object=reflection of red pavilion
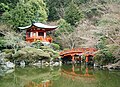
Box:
[24,80,52,87]
[18,23,57,43]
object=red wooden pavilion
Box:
[18,23,57,43]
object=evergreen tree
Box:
[1,0,48,27]
[55,19,73,36]
[64,2,84,26]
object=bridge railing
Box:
[60,48,97,56]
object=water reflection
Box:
[61,65,95,81]
[0,65,120,87]
[24,80,52,87]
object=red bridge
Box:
[60,48,97,64]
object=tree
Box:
[1,0,48,27]
[94,49,114,65]
[55,19,73,36]
[45,0,89,21]
[0,0,19,15]
[0,3,9,15]
[46,0,66,21]
[64,2,84,26]
[54,19,84,49]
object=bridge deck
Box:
[60,48,97,56]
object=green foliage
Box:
[64,2,84,26]
[4,33,20,47]
[85,6,103,18]
[74,0,89,4]
[0,37,5,48]
[40,46,60,59]
[45,0,89,21]
[1,0,48,27]
[47,6,60,21]
[13,47,50,62]
[107,44,120,62]
[46,0,61,21]
[3,49,14,54]
[94,49,114,65]
[96,36,107,50]
[32,40,43,49]
[96,42,106,50]
[51,43,60,50]
[55,19,73,36]
[0,0,18,9]
[0,3,9,12]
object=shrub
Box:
[51,43,60,50]
[32,40,43,49]
[3,49,14,54]
[94,49,114,65]
[13,47,50,63]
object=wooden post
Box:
[72,65,75,72]
[33,32,36,42]
[26,32,28,38]
[79,55,81,64]
[72,55,75,64]
[36,32,38,37]
[30,32,32,37]
[44,32,46,39]
[85,67,89,76]
[86,56,89,65]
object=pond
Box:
[0,65,120,87]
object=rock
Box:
[104,61,120,70]
[52,62,59,66]
[45,62,49,66]
[20,60,25,67]
[1,65,9,71]
[0,68,5,76]
[59,61,62,66]
[33,61,42,66]
[42,42,50,46]
[0,58,5,65]
[49,61,54,66]
[5,69,14,74]
[5,61,15,69]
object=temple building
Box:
[18,23,57,44]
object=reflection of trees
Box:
[14,66,60,87]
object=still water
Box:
[0,65,120,87]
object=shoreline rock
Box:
[103,61,120,70]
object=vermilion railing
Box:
[26,36,52,43]
[60,48,97,56]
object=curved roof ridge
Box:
[33,23,57,29]
[18,22,57,30]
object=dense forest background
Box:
[0,0,120,65]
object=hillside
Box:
[0,0,120,65]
